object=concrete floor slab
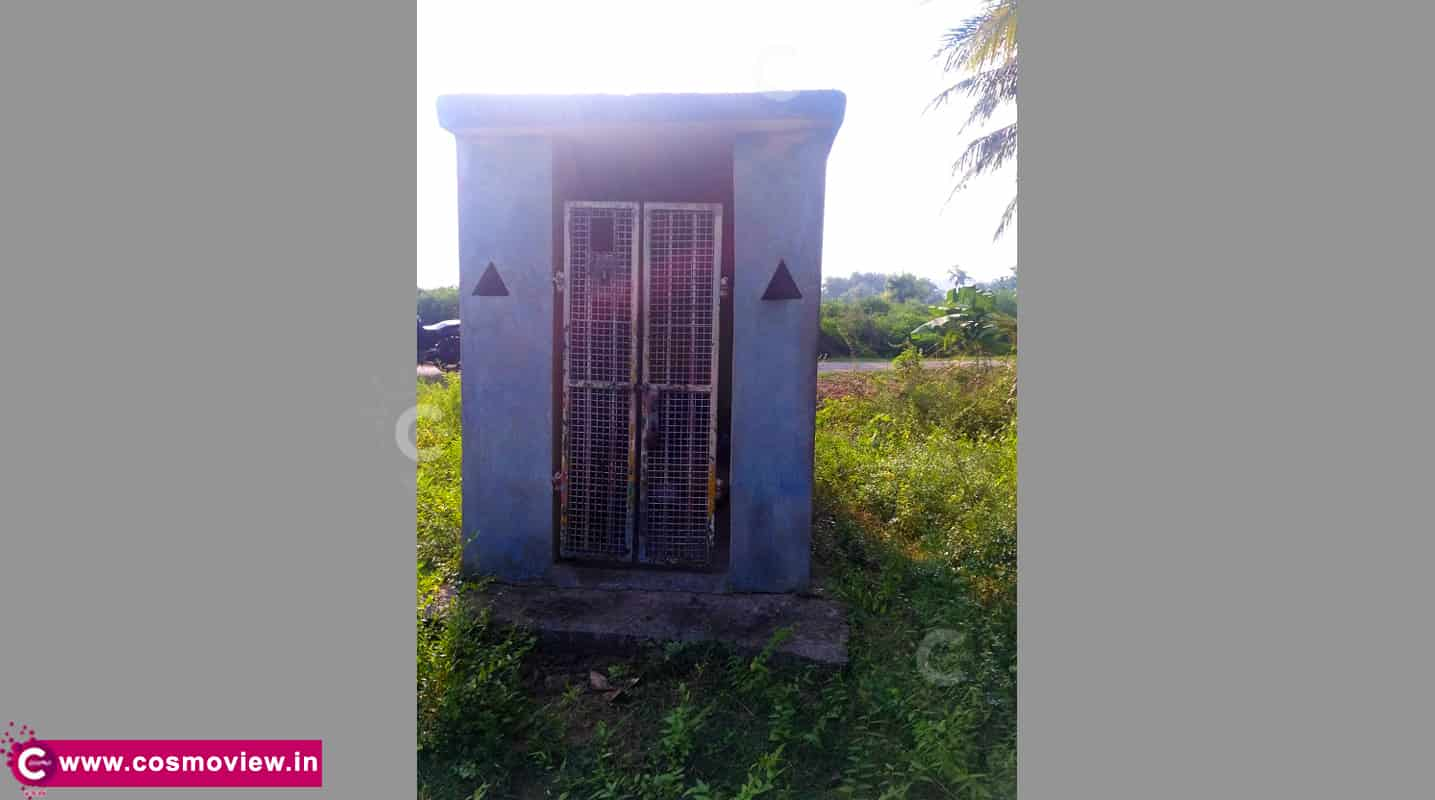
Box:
[482,584,849,666]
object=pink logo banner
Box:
[6,738,322,789]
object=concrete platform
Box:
[482,584,849,666]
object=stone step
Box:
[481,583,849,666]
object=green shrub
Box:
[814,362,1015,606]
[414,361,1018,799]
[416,376,545,798]
[418,286,461,324]
[811,360,1017,798]
[416,376,463,582]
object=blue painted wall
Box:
[455,135,555,581]
[727,128,838,592]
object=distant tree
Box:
[823,272,899,301]
[833,272,890,301]
[884,273,940,303]
[818,289,946,358]
[977,265,1016,316]
[976,264,1016,292]
[988,287,1017,317]
[822,274,853,299]
[859,295,892,315]
[417,286,460,324]
[827,301,878,356]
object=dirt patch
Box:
[817,372,884,402]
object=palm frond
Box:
[928,57,1018,129]
[933,0,1019,240]
[949,122,1017,190]
[934,16,989,68]
[959,58,1018,131]
[933,0,1017,73]
[993,192,1018,241]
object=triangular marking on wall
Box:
[473,261,509,296]
[761,259,802,300]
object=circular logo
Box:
[396,403,446,463]
[915,628,967,687]
[11,741,57,786]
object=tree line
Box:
[418,268,1015,359]
[819,270,1015,358]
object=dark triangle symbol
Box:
[761,259,802,300]
[473,261,509,296]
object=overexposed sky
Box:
[417,0,1016,290]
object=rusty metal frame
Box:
[559,200,641,562]
[637,202,723,567]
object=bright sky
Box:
[417,0,1017,290]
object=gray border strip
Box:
[1022,1,1435,797]
[1,3,415,798]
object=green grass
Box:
[416,350,1017,799]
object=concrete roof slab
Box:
[437,90,846,136]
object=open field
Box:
[416,354,1017,799]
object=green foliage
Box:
[816,363,1017,604]
[820,297,946,359]
[418,274,1013,360]
[978,271,1016,294]
[416,376,463,581]
[814,365,1016,799]
[822,271,884,301]
[416,588,536,781]
[417,376,550,799]
[883,273,940,304]
[915,286,1017,357]
[815,274,1016,359]
[659,684,713,766]
[416,364,1016,799]
[418,286,461,324]
[823,271,943,304]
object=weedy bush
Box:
[812,355,1017,798]
[416,587,536,786]
[416,377,550,798]
[416,376,464,583]
[817,353,1016,606]
[415,358,1017,799]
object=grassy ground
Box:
[417,349,1017,800]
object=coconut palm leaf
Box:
[934,0,1017,73]
[949,122,1017,196]
[929,57,1018,132]
[933,0,1019,239]
[994,192,1018,241]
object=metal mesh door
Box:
[560,202,639,561]
[639,204,722,566]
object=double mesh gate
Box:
[560,201,722,568]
